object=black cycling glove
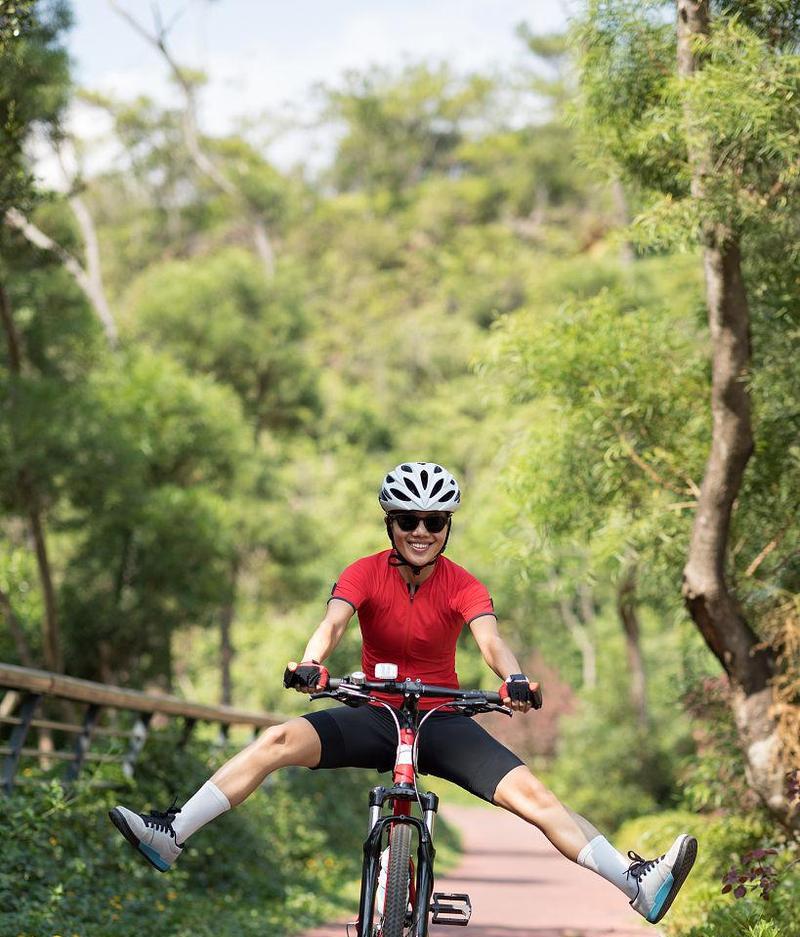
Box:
[500,674,543,709]
[283,660,330,691]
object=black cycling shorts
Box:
[302,704,524,803]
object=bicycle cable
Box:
[412,700,462,815]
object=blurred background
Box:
[1,2,798,936]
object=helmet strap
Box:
[385,516,453,576]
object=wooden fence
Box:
[0,662,282,793]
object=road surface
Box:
[301,805,654,937]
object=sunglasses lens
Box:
[393,513,448,533]
[394,514,419,531]
[423,516,447,533]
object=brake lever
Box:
[451,701,512,718]
[311,688,372,707]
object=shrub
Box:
[0,728,377,937]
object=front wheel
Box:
[381,822,412,937]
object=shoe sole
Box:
[650,835,697,924]
[108,808,171,873]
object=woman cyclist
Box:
[110,461,696,925]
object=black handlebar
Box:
[323,676,504,706]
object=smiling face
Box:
[390,512,451,568]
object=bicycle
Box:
[305,664,513,937]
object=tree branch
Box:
[4,207,118,347]
[108,0,276,276]
[615,427,696,496]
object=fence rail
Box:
[0,662,282,793]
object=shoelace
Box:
[143,796,181,834]
[626,849,664,882]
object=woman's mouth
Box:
[408,541,432,554]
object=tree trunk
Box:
[220,560,239,706]
[676,0,794,828]
[549,571,597,691]
[22,483,61,672]
[616,564,648,729]
[0,586,34,666]
[611,179,634,266]
[0,284,62,673]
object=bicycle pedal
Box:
[430,891,472,925]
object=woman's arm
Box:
[469,614,539,712]
[286,599,356,694]
[469,614,523,679]
[301,598,355,663]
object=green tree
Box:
[325,64,495,199]
[567,0,800,828]
[1,0,75,671]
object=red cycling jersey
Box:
[329,550,495,709]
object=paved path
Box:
[302,805,653,937]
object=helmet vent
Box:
[378,461,461,514]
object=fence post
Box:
[3,693,41,794]
[179,717,196,749]
[66,703,101,782]
[123,713,152,779]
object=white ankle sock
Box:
[577,835,638,899]
[172,780,231,845]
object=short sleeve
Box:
[328,558,370,611]
[455,576,495,625]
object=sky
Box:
[65,0,571,170]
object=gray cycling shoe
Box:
[109,802,184,872]
[628,834,697,923]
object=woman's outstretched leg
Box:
[493,765,697,925]
[109,717,321,871]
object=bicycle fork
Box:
[355,785,438,937]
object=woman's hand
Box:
[499,674,542,712]
[283,660,330,693]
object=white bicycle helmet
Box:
[378,462,461,513]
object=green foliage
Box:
[0,731,374,937]
[487,256,709,636]
[326,63,496,197]
[542,619,692,831]
[3,21,800,937]
[0,0,71,210]
[0,2,35,46]
[124,248,318,434]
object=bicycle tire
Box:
[381,823,412,937]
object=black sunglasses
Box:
[391,512,450,533]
